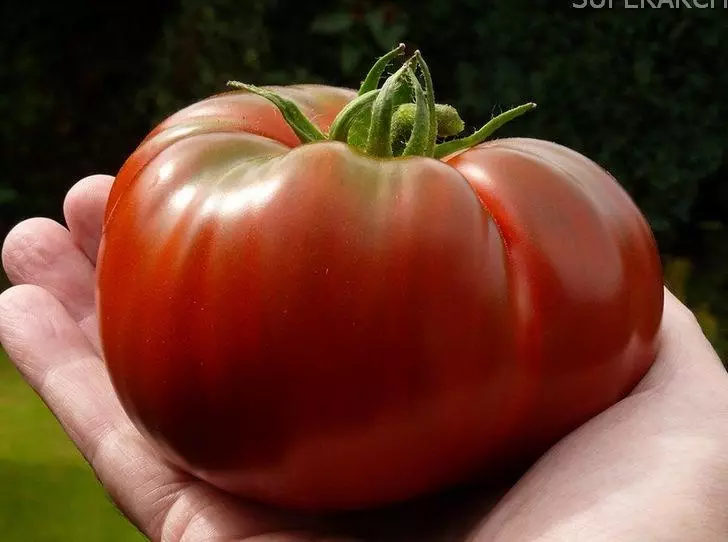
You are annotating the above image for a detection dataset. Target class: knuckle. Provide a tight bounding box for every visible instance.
[2,218,64,280]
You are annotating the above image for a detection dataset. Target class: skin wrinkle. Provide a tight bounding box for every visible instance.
[93,428,176,533]
[166,489,243,542]
[85,423,230,542]
[2,291,118,456]
[2,219,65,279]
[1,220,97,331]
[40,362,118,453]
[158,484,212,542]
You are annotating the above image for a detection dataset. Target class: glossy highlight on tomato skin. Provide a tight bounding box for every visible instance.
[97,84,663,511]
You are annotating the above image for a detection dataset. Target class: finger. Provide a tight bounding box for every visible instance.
[0,284,178,535]
[2,217,99,352]
[661,287,724,371]
[63,174,114,264]
[0,284,307,540]
[0,284,130,460]
[635,286,727,396]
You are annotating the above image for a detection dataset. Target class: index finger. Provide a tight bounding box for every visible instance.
[635,287,727,395]
[63,174,114,265]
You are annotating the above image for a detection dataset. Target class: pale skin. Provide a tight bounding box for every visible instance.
[1,174,728,541]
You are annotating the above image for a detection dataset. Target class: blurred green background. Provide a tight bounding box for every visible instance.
[2,0,727,539]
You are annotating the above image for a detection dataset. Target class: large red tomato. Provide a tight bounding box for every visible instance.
[97,49,663,511]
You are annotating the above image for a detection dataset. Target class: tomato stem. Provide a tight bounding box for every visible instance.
[433,105,466,137]
[224,48,536,159]
[392,104,465,153]
[401,67,430,156]
[414,51,438,157]
[329,89,381,142]
[357,43,406,96]
[433,103,537,159]
[226,81,327,143]
[365,56,414,157]
[389,52,466,157]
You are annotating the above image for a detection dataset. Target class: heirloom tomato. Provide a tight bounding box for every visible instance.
[97,47,663,511]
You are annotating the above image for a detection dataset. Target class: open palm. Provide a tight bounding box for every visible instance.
[1,175,727,541]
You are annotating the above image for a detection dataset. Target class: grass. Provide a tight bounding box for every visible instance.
[0,350,146,541]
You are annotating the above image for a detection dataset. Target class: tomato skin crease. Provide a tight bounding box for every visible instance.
[97,85,663,511]
[447,140,663,455]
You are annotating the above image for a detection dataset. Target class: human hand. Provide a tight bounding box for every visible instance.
[472,286,728,541]
[1,174,727,541]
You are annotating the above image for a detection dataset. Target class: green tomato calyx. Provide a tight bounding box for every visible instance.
[227,45,536,159]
